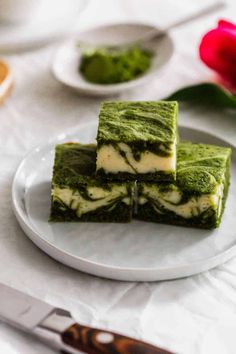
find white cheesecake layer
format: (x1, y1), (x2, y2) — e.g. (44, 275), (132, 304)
(96, 143), (176, 174)
(139, 184), (223, 219)
(52, 185), (130, 217)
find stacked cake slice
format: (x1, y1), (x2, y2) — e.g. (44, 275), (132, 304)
(96, 101), (178, 181)
(50, 100), (231, 229)
(137, 142), (231, 229)
(50, 143), (134, 222)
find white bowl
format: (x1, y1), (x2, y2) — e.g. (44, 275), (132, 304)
(52, 23), (174, 97)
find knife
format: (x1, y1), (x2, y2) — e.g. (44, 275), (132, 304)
(0, 283), (173, 354)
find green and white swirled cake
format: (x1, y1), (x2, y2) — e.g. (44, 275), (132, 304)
(49, 100), (231, 229)
(96, 101), (178, 181)
(136, 142), (231, 229)
(50, 143), (134, 222)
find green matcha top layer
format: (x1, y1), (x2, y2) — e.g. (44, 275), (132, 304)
(176, 142), (231, 194)
(97, 101), (178, 145)
(52, 143), (97, 188)
(79, 46), (152, 85)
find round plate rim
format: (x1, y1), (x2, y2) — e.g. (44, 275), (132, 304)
(11, 122), (236, 281)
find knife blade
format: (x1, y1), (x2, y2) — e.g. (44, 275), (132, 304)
(0, 283), (173, 354)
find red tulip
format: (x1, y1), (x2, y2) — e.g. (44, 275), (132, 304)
(199, 20), (236, 88)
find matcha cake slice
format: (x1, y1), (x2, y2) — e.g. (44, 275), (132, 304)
(96, 101), (178, 181)
(50, 143), (134, 222)
(136, 142), (231, 229)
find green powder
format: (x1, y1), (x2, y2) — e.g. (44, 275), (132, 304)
(79, 46), (153, 84)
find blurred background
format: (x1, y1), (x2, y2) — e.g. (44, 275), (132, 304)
(0, 0), (235, 142)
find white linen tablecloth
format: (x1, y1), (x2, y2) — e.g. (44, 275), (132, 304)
(1, 1), (236, 353)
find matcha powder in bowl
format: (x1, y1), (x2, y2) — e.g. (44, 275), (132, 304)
(79, 46), (153, 85)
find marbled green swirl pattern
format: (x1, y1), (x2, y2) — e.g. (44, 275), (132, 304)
(97, 101), (178, 143)
(50, 143), (134, 222)
(53, 143), (96, 187)
(177, 143), (231, 194)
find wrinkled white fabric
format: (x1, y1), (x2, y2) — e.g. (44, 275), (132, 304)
(0, 1), (236, 353)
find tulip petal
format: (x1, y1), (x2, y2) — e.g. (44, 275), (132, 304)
(218, 19), (236, 32)
(199, 19), (236, 85)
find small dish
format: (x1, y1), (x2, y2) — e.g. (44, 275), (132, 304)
(52, 23), (174, 96)
(12, 122), (236, 282)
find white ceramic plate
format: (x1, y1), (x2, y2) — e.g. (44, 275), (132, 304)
(52, 23), (174, 96)
(0, 0), (86, 52)
(12, 122), (236, 282)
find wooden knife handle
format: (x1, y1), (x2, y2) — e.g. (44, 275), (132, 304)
(61, 323), (173, 354)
